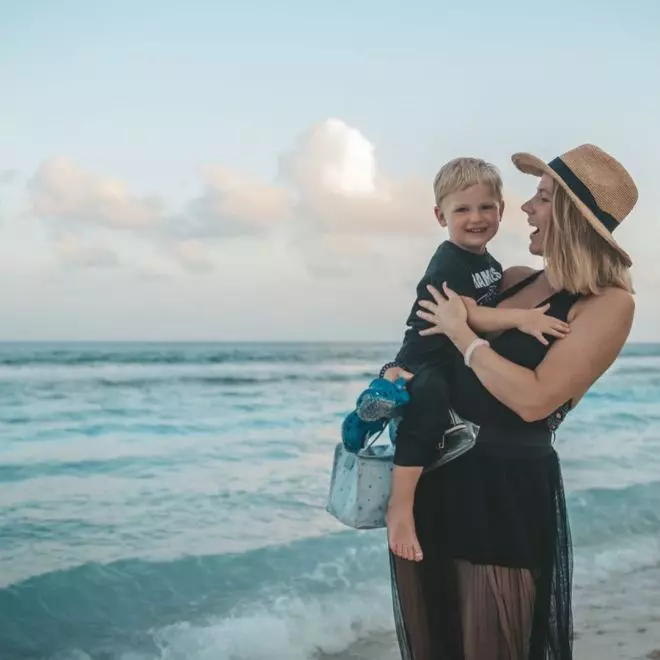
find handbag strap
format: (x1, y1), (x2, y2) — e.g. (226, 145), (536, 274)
(362, 424), (389, 450)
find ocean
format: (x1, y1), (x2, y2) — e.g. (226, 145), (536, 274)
(1, 341), (660, 660)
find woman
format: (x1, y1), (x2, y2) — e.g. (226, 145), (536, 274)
(385, 144), (637, 660)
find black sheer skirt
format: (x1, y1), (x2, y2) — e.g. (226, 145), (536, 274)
(389, 442), (573, 660)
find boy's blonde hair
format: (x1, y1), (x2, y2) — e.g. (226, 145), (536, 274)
(432, 157), (504, 208)
(545, 185), (633, 295)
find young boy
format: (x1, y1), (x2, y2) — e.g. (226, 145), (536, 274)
(378, 157), (569, 562)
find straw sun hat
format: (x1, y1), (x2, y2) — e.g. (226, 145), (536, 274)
(511, 144), (638, 267)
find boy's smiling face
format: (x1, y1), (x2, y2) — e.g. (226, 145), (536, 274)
(435, 183), (503, 254)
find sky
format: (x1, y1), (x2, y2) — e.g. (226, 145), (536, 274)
(2, 0), (659, 341)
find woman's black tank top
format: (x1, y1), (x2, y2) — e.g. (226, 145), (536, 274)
(449, 271), (580, 430)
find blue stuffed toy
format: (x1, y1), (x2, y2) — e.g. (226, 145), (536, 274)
(341, 377), (410, 453)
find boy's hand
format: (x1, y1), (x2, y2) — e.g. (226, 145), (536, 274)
(383, 366), (414, 382)
(518, 304), (570, 345)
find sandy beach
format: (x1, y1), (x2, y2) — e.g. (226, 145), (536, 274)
(571, 562), (660, 660)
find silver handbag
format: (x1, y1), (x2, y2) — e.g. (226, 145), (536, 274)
(326, 413), (478, 530)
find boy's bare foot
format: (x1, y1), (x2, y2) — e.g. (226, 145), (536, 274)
(386, 504), (423, 562)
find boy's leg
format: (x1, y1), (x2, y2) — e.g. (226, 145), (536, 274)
(395, 363), (453, 466)
(387, 465), (425, 561)
(387, 364), (452, 562)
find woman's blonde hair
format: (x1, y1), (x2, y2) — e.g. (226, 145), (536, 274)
(544, 184), (633, 295)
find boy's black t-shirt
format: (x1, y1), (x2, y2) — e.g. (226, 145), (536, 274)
(395, 240), (503, 371)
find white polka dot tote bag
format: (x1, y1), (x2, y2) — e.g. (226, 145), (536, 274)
(326, 439), (394, 530)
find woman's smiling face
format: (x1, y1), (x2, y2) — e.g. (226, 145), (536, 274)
(521, 174), (555, 256)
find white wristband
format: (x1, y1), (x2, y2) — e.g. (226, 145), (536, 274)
(464, 338), (490, 368)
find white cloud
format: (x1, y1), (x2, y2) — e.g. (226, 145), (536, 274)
(174, 239), (214, 272)
(279, 118), (431, 237)
(128, 241), (215, 279)
(136, 256), (178, 280)
(54, 234), (119, 269)
(28, 157), (164, 230)
(181, 166), (293, 238)
(298, 233), (390, 278)
(25, 120), (436, 278)
(280, 118), (381, 197)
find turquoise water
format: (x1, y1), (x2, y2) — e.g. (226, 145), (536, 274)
(1, 342), (660, 659)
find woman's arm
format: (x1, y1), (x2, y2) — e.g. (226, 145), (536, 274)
(418, 284), (634, 422)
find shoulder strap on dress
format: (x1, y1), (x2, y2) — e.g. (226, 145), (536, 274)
(498, 270), (543, 302)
